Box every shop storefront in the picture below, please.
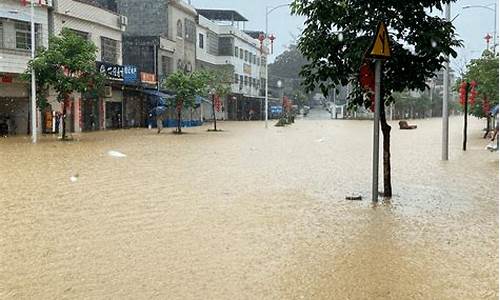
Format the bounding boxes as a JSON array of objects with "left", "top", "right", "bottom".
[{"left": 0, "top": 74, "right": 30, "bottom": 135}]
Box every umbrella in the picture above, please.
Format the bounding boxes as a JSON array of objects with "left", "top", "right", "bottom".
[
  {"left": 150, "top": 106, "right": 167, "bottom": 116},
  {"left": 490, "top": 105, "right": 499, "bottom": 116}
]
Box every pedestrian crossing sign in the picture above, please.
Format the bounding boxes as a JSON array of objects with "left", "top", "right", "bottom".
[{"left": 366, "top": 21, "right": 391, "bottom": 59}]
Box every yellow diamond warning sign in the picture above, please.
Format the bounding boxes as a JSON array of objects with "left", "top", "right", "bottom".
[{"left": 366, "top": 21, "right": 391, "bottom": 59}]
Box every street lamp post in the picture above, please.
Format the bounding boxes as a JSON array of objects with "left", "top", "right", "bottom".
[
  {"left": 442, "top": 3, "right": 451, "bottom": 161},
  {"left": 265, "top": 3, "right": 290, "bottom": 128},
  {"left": 463, "top": 3, "right": 497, "bottom": 54},
  {"left": 30, "top": 0, "right": 37, "bottom": 143}
]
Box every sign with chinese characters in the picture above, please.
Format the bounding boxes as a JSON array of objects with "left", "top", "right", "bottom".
[
  {"left": 123, "top": 65, "right": 138, "bottom": 84},
  {"left": 96, "top": 62, "right": 124, "bottom": 80},
  {"left": 140, "top": 72, "right": 157, "bottom": 85}
]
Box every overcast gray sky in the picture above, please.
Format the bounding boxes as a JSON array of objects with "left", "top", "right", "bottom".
[{"left": 191, "top": 0, "right": 497, "bottom": 69}]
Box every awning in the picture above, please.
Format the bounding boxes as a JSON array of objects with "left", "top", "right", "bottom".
[
  {"left": 142, "top": 89, "right": 176, "bottom": 99},
  {"left": 142, "top": 89, "right": 175, "bottom": 107}
]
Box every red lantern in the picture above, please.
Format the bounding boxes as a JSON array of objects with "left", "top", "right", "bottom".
[
  {"left": 269, "top": 34, "right": 276, "bottom": 54},
  {"left": 459, "top": 81, "right": 468, "bottom": 106},
  {"left": 469, "top": 80, "right": 477, "bottom": 105},
  {"left": 258, "top": 33, "right": 265, "bottom": 53},
  {"left": 359, "top": 62, "right": 376, "bottom": 111}
]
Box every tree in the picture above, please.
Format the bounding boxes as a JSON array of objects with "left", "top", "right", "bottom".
[
  {"left": 204, "top": 70, "right": 231, "bottom": 131},
  {"left": 457, "top": 50, "right": 499, "bottom": 120},
  {"left": 23, "top": 28, "right": 105, "bottom": 140},
  {"left": 164, "top": 71, "right": 209, "bottom": 134},
  {"left": 269, "top": 45, "right": 310, "bottom": 107},
  {"left": 291, "top": 0, "right": 461, "bottom": 197}
]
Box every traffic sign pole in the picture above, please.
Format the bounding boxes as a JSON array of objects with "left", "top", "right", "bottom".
[{"left": 372, "top": 60, "right": 382, "bottom": 202}]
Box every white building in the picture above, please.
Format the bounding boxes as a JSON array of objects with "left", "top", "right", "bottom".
[
  {"left": 49, "top": 0, "right": 126, "bottom": 133},
  {"left": 0, "top": 0, "right": 51, "bottom": 135},
  {"left": 196, "top": 9, "right": 267, "bottom": 121}
]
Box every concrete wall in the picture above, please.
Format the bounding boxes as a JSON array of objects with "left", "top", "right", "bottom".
[
  {"left": 53, "top": 0, "right": 124, "bottom": 64},
  {"left": 168, "top": 1, "right": 196, "bottom": 73},
  {"left": 0, "top": 0, "right": 50, "bottom": 74},
  {"left": 115, "top": 0, "right": 168, "bottom": 38}
]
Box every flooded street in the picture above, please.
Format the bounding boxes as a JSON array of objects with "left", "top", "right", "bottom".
[{"left": 1, "top": 112, "right": 498, "bottom": 299}]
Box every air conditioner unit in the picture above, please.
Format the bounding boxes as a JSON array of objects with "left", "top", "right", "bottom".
[
  {"left": 120, "top": 16, "right": 128, "bottom": 26},
  {"left": 104, "top": 86, "right": 112, "bottom": 98}
]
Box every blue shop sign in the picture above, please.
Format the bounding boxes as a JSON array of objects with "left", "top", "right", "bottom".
[{"left": 123, "top": 65, "right": 138, "bottom": 84}]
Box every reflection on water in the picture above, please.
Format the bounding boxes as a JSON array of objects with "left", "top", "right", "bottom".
[{"left": 0, "top": 114, "right": 498, "bottom": 299}]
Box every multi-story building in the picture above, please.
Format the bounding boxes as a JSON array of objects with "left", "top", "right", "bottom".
[
  {"left": 47, "top": 0, "right": 127, "bottom": 133},
  {"left": 196, "top": 9, "right": 268, "bottom": 121},
  {"left": 116, "top": 0, "right": 199, "bottom": 127},
  {"left": 117, "top": 0, "right": 196, "bottom": 81},
  {"left": 0, "top": 0, "right": 51, "bottom": 135}
]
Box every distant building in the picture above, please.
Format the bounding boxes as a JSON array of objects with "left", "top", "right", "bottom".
[
  {"left": 196, "top": 9, "right": 268, "bottom": 121},
  {"left": 0, "top": 0, "right": 51, "bottom": 135}
]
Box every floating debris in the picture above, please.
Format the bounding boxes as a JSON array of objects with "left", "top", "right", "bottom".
[
  {"left": 107, "top": 150, "right": 127, "bottom": 158},
  {"left": 70, "top": 174, "right": 79, "bottom": 182},
  {"left": 345, "top": 194, "right": 362, "bottom": 201}
]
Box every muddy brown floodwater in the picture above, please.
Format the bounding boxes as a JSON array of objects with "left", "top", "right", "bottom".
[{"left": 0, "top": 113, "right": 498, "bottom": 299}]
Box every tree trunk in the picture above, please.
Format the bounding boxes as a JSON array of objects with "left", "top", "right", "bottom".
[
  {"left": 177, "top": 110, "right": 182, "bottom": 133},
  {"left": 484, "top": 116, "right": 491, "bottom": 139},
  {"left": 212, "top": 94, "right": 217, "bottom": 131},
  {"left": 61, "top": 101, "right": 67, "bottom": 140},
  {"left": 380, "top": 100, "right": 392, "bottom": 197}
]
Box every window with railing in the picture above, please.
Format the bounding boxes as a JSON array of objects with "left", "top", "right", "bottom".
[
  {"left": 15, "top": 21, "right": 42, "bottom": 50},
  {"left": 234, "top": 73, "right": 239, "bottom": 84},
  {"left": 101, "top": 37, "right": 119, "bottom": 64},
  {"left": 68, "top": 28, "right": 90, "bottom": 40},
  {"left": 177, "top": 20, "right": 183, "bottom": 38},
  {"left": 161, "top": 56, "right": 172, "bottom": 77}
]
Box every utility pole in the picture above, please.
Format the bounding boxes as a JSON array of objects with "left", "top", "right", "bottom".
[
  {"left": 442, "top": 3, "right": 451, "bottom": 160},
  {"left": 30, "top": 0, "right": 37, "bottom": 143},
  {"left": 372, "top": 60, "right": 382, "bottom": 202}
]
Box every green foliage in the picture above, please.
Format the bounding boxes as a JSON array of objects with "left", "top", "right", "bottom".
[
  {"left": 164, "top": 70, "right": 212, "bottom": 132},
  {"left": 290, "top": 0, "right": 462, "bottom": 109},
  {"left": 164, "top": 70, "right": 210, "bottom": 110},
  {"left": 23, "top": 28, "right": 105, "bottom": 105},
  {"left": 204, "top": 69, "right": 232, "bottom": 98},
  {"left": 269, "top": 45, "right": 310, "bottom": 106},
  {"left": 456, "top": 50, "right": 499, "bottom": 118}
]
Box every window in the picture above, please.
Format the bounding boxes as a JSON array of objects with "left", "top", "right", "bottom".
[
  {"left": 253, "top": 54, "right": 257, "bottom": 64},
  {"left": 68, "top": 29, "right": 89, "bottom": 40},
  {"left": 234, "top": 73, "right": 239, "bottom": 84},
  {"left": 244, "top": 50, "right": 248, "bottom": 62},
  {"left": 239, "top": 75, "right": 243, "bottom": 85},
  {"left": 185, "top": 19, "right": 196, "bottom": 43},
  {"left": 161, "top": 56, "right": 172, "bottom": 76},
  {"left": 177, "top": 20, "right": 183, "bottom": 38},
  {"left": 244, "top": 76, "right": 248, "bottom": 86},
  {"left": 240, "top": 49, "right": 243, "bottom": 59},
  {"left": 177, "top": 59, "right": 183, "bottom": 71},
  {"left": 101, "top": 37, "right": 119, "bottom": 64},
  {"left": 234, "top": 46, "right": 238, "bottom": 57},
  {"left": 15, "top": 21, "right": 42, "bottom": 50},
  {"left": 207, "top": 31, "right": 218, "bottom": 55},
  {"left": 198, "top": 33, "right": 204, "bottom": 49}
]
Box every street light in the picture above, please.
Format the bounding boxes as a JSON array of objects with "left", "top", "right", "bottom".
[
  {"left": 463, "top": 3, "right": 497, "bottom": 54},
  {"left": 264, "top": 3, "right": 290, "bottom": 128}
]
